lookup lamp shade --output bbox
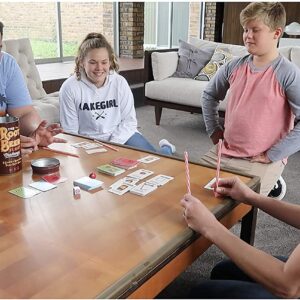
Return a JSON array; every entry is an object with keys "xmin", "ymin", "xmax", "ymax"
[{"xmin": 285, "ymin": 22, "xmax": 300, "ymax": 35}]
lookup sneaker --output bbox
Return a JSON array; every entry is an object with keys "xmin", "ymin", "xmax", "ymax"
[
  {"xmin": 159, "ymin": 139, "xmax": 176, "ymax": 154},
  {"xmin": 268, "ymin": 176, "xmax": 287, "ymax": 200}
]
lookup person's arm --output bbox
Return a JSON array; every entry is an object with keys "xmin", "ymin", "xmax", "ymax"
[
  {"xmin": 216, "ymin": 176, "xmax": 300, "ymax": 229},
  {"xmin": 109, "ymin": 77, "xmax": 137, "ymax": 144},
  {"xmin": 181, "ymin": 189, "xmax": 300, "ymax": 298},
  {"xmin": 202, "ymin": 62, "xmax": 232, "ymax": 144}
]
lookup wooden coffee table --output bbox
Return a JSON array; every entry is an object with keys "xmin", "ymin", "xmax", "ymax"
[{"xmin": 0, "ymin": 134, "xmax": 259, "ymax": 298}]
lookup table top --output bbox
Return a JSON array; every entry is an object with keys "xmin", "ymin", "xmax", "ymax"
[{"xmin": 0, "ymin": 134, "xmax": 258, "ymax": 298}]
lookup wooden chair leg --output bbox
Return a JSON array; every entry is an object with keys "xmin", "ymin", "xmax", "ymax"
[{"xmin": 155, "ymin": 106, "xmax": 162, "ymax": 125}]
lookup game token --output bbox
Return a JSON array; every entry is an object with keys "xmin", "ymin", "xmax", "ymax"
[{"xmin": 89, "ymin": 172, "xmax": 96, "ymax": 179}]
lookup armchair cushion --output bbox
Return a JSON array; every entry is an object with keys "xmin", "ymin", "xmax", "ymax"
[{"xmin": 151, "ymin": 51, "xmax": 178, "ymax": 81}]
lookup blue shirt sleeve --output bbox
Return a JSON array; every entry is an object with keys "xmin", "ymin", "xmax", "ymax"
[{"xmin": 1, "ymin": 52, "xmax": 32, "ymax": 109}]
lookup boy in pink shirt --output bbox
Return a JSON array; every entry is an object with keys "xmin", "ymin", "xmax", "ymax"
[{"xmin": 201, "ymin": 2, "xmax": 300, "ymax": 198}]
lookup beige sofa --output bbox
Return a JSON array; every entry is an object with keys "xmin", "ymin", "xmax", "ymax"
[
  {"xmin": 2, "ymin": 38, "xmax": 60, "ymax": 124},
  {"xmin": 144, "ymin": 37, "xmax": 300, "ymax": 125}
]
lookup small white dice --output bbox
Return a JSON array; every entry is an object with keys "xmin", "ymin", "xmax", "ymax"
[{"xmin": 73, "ymin": 186, "xmax": 81, "ymax": 195}]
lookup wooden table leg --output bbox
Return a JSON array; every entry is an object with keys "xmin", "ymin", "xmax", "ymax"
[{"xmin": 240, "ymin": 206, "xmax": 258, "ymax": 245}]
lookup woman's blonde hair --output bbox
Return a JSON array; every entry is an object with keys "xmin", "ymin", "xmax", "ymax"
[
  {"xmin": 240, "ymin": 2, "xmax": 286, "ymax": 34},
  {"xmin": 74, "ymin": 32, "xmax": 119, "ymax": 80}
]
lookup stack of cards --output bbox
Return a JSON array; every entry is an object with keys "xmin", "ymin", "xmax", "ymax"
[
  {"xmin": 138, "ymin": 155, "xmax": 160, "ymax": 164},
  {"xmin": 97, "ymin": 164, "xmax": 125, "ymax": 176},
  {"xmin": 130, "ymin": 182, "xmax": 157, "ymax": 196},
  {"xmin": 73, "ymin": 176, "xmax": 104, "ymax": 191},
  {"xmin": 111, "ymin": 157, "xmax": 139, "ymax": 170},
  {"xmin": 108, "ymin": 177, "xmax": 140, "ymax": 195}
]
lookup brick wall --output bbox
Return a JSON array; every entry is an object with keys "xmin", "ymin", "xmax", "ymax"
[
  {"xmin": 119, "ymin": 2, "xmax": 144, "ymax": 58},
  {"xmin": 203, "ymin": 2, "xmax": 217, "ymax": 41},
  {"xmin": 188, "ymin": 2, "xmax": 201, "ymax": 38}
]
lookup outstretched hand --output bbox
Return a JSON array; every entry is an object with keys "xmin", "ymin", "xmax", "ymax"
[
  {"xmin": 29, "ymin": 120, "xmax": 66, "ymax": 147},
  {"xmin": 214, "ymin": 176, "xmax": 257, "ymax": 205}
]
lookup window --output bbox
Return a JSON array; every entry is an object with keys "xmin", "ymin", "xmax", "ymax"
[
  {"xmin": 144, "ymin": 2, "xmax": 204, "ymax": 49},
  {"xmin": 0, "ymin": 2, "xmax": 115, "ymax": 63}
]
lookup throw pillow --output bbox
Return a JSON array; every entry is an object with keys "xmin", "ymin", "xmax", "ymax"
[
  {"xmin": 151, "ymin": 51, "xmax": 179, "ymax": 81},
  {"xmin": 194, "ymin": 46, "xmax": 233, "ymax": 81},
  {"xmin": 172, "ymin": 39, "xmax": 215, "ymax": 78}
]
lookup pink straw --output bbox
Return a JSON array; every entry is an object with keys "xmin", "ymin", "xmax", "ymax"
[
  {"xmin": 215, "ymin": 139, "xmax": 223, "ymax": 194},
  {"xmin": 184, "ymin": 150, "xmax": 191, "ymax": 194}
]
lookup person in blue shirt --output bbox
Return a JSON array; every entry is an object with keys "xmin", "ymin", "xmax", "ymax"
[{"xmin": 0, "ymin": 21, "xmax": 65, "ymax": 154}]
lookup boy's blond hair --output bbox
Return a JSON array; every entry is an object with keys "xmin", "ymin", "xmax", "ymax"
[{"xmin": 240, "ymin": 2, "xmax": 286, "ymax": 34}]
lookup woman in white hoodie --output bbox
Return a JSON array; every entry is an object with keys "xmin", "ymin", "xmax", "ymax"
[{"xmin": 59, "ymin": 32, "xmax": 175, "ymax": 154}]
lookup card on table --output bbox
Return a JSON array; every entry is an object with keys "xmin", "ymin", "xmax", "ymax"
[
  {"xmin": 9, "ymin": 186, "xmax": 41, "ymax": 198},
  {"xmin": 42, "ymin": 173, "xmax": 67, "ymax": 184},
  {"xmin": 85, "ymin": 148, "xmax": 107, "ymax": 154},
  {"xmin": 70, "ymin": 142, "xmax": 89, "ymax": 148},
  {"xmin": 29, "ymin": 181, "xmax": 57, "ymax": 192},
  {"xmin": 130, "ymin": 182, "xmax": 157, "ymax": 196},
  {"xmin": 204, "ymin": 177, "xmax": 217, "ymax": 190},
  {"xmin": 73, "ymin": 176, "xmax": 104, "ymax": 191},
  {"xmin": 111, "ymin": 157, "xmax": 139, "ymax": 169},
  {"xmin": 108, "ymin": 181, "xmax": 133, "ymax": 195},
  {"xmin": 97, "ymin": 164, "xmax": 125, "ymax": 176},
  {"xmin": 127, "ymin": 169, "xmax": 154, "ymax": 180},
  {"xmin": 146, "ymin": 174, "xmax": 174, "ymax": 187},
  {"xmin": 138, "ymin": 155, "xmax": 160, "ymax": 164},
  {"xmin": 110, "ymin": 177, "xmax": 139, "ymax": 189},
  {"xmin": 82, "ymin": 143, "xmax": 101, "ymax": 150}
]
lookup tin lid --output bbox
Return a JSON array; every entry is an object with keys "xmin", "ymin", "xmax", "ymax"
[{"xmin": 31, "ymin": 158, "xmax": 60, "ymax": 174}]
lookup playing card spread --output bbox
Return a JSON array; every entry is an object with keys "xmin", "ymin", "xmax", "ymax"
[
  {"xmin": 127, "ymin": 169, "xmax": 154, "ymax": 180},
  {"xmin": 130, "ymin": 182, "xmax": 157, "ymax": 196},
  {"xmin": 29, "ymin": 181, "xmax": 57, "ymax": 192},
  {"xmin": 9, "ymin": 186, "xmax": 41, "ymax": 198},
  {"xmin": 146, "ymin": 174, "xmax": 174, "ymax": 186},
  {"xmin": 85, "ymin": 148, "xmax": 107, "ymax": 154},
  {"xmin": 138, "ymin": 155, "xmax": 160, "ymax": 164},
  {"xmin": 204, "ymin": 177, "xmax": 217, "ymax": 190}
]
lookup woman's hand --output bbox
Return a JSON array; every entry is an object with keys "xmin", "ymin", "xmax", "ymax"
[{"xmin": 20, "ymin": 135, "xmax": 37, "ymax": 155}]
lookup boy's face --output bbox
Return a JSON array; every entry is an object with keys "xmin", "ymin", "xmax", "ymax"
[{"xmin": 243, "ymin": 19, "xmax": 282, "ymax": 56}]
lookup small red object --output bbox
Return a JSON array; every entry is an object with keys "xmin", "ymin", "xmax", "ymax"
[{"xmin": 89, "ymin": 172, "xmax": 96, "ymax": 179}]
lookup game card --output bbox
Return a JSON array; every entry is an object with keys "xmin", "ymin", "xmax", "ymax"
[
  {"xmin": 9, "ymin": 186, "xmax": 41, "ymax": 198},
  {"xmin": 29, "ymin": 181, "xmax": 57, "ymax": 192},
  {"xmin": 42, "ymin": 173, "xmax": 67, "ymax": 184},
  {"xmin": 138, "ymin": 155, "xmax": 160, "ymax": 164},
  {"xmin": 70, "ymin": 142, "xmax": 89, "ymax": 148},
  {"xmin": 130, "ymin": 182, "xmax": 157, "ymax": 196},
  {"xmin": 108, "ymin": 182, "xmax": 133, "ymax": 195},
  {"xmin": 204, "ymin": 177, "xmax": 217, "ymax": 190},
  {"xmin": 110, "ymin": 177, "xmax": 139, "ymax": 189},
  {"xmin": 82, "ymin": 143, "xmax": 101, "ymax": 150},
  {"xmin": 127, "ymin": 169, "xmax": 154, "ymax": 180},
  {"xmin": 146, "ymin": 174, "xmax": 174, "ymax": 186},
  {"xmin": 85, "ymin": 148, "xmax": 107, "ymax": 154}
]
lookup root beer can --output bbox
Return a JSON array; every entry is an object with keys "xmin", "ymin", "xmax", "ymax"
[{"xmin": 0, "ymin": 116, "xmax": 22, "ymax": 175}]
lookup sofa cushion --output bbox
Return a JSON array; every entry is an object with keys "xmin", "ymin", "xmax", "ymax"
[
  {"xmin": 195, "ymin": 46, "xmax": 233, "ymax": 81},
  {"xmin": 189, "ymin": 37, "xmax": 248, "ymax": 57},
  {"xmin": 145, "ymin": 77, "xmax": 228, "ymax": 111},
  {"xmin": 172, "ymin": 40, "xmax": 215, "ymax": 78},
  {"xmin": 151, "ymin": 51, "xmax": 178, "ymax": 81}
]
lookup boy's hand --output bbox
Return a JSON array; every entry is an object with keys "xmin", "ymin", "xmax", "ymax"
[
  {"xmin": 210, "ymin": 129, "xmax": 224, "ymax": 145},
  {"xmin": 250, "ymin": 152, "xmax": 271, "ymax": 164}
]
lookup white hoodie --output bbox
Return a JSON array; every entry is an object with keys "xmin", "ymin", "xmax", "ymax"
[{"xmin": 59, "ymin": 71, "xmax": 138, "ymax": 144}]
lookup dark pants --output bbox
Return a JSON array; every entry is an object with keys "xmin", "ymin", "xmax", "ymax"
[{"xmin": 190, "ymin": 257, "xmax": 288, "ymax": 299}]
